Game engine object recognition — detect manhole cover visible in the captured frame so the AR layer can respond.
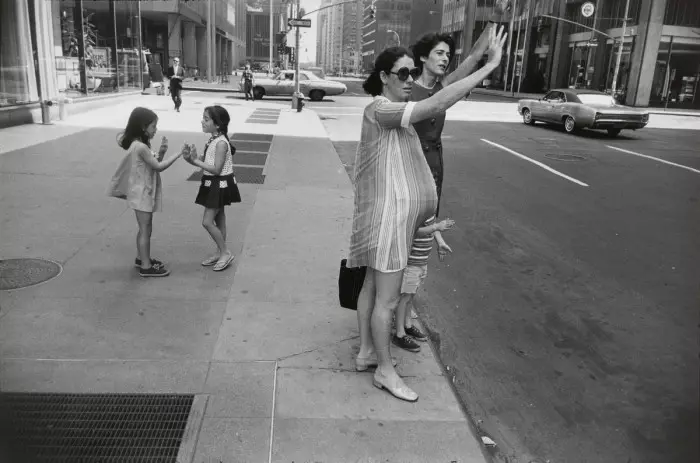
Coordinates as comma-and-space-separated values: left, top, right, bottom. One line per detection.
0, 258, 62, 290
544, 153, 587, 162
0, 392, 194, 462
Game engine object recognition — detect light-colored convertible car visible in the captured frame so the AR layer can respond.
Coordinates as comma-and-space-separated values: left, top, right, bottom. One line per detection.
517, 89, 649, 137
240, 69, 347, 101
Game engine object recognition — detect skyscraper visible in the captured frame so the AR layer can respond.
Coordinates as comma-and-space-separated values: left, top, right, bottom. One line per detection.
316, 0, 362, 75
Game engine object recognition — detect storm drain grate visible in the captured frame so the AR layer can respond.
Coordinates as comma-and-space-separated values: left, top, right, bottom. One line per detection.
0, 392, 194, 462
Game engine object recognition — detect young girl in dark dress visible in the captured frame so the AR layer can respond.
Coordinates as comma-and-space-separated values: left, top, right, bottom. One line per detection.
184, 105, 241, 272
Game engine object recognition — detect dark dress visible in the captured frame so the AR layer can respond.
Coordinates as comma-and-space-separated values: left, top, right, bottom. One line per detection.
411, 80, 446, 216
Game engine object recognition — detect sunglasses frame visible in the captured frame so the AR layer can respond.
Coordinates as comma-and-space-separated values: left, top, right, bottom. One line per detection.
389, 67, 421, 82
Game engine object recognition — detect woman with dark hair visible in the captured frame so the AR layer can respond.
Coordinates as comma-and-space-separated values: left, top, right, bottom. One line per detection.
410, 0, 512, 216
349, 26, 507, 402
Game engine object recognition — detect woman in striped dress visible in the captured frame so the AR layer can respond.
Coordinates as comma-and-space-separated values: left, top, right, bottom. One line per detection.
349, 28, 507, 402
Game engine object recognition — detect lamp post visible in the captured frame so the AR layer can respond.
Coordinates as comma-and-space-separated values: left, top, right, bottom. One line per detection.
387, 29, 400, 46
611, 0, 631, 99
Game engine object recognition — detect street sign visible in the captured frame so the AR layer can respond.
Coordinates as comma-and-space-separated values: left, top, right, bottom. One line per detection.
288, 18, 311, 28
581, 2, 595, 18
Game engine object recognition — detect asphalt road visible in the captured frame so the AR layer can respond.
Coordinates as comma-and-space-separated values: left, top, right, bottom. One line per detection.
188, 89, 699, 462
330, 116, 699, 463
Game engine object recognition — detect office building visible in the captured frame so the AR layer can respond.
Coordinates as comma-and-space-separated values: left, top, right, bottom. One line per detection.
316, 0, 363, 75
246, 0, 290, 69
362, 0, 413, 71
441, 0, 700, 108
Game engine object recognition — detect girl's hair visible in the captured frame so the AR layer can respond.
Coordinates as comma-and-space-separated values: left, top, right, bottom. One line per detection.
410, 33, 456, 74
362, 46, 414, 96
117, 107, 158, 150
204, 105, 236, 156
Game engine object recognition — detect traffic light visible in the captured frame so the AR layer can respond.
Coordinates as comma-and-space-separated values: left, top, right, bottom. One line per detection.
369, 7, 375, 20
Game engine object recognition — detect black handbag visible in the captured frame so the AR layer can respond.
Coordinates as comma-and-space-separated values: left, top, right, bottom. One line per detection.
338, 259, 367, 310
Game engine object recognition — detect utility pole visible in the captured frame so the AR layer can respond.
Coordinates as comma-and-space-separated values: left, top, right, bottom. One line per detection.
269, 0, 274, 73
611, 0, 630, 99
293, 0, 302, 109
510, 3, 523, 95
503, 0, 517, 92
207, 0, 212, 82
516, 0, 531, 94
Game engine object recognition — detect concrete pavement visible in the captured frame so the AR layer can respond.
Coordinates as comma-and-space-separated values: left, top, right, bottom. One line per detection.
0, 95, 488, 462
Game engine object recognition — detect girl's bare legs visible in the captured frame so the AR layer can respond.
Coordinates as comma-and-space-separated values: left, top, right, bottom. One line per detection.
135, 211, 154, 269
395, 293, 413, 338
215, 208, 227, 243
202, 208, 229, 256
356, 267, 377, 359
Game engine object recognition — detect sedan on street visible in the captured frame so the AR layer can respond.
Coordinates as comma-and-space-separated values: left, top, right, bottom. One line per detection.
240, 69, 347, 101
518, 89, 649, 137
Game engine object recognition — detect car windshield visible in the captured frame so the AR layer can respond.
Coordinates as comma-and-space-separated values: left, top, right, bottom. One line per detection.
577, 94, 616, 105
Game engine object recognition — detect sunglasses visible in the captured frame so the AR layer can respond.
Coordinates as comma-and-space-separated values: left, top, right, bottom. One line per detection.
389, 67, 421, 81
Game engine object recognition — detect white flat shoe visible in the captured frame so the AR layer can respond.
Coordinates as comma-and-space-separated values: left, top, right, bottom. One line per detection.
372, 371, 418, 402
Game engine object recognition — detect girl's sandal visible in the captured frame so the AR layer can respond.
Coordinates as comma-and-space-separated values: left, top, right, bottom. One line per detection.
213, 253, 235, 272
201, 255, 220, 266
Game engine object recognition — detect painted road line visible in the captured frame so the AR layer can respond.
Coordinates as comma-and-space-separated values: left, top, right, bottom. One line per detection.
481, 139, 589, 187
606, 145, 700, 175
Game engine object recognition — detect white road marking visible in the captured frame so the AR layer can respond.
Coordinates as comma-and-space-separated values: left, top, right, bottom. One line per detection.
481, 138, 589, 187
606, 145, 700, 174
181, 91, 195, 95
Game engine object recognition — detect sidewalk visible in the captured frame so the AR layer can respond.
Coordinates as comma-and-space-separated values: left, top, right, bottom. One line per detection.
472, 88, 700, 117
0, 95, 489, 462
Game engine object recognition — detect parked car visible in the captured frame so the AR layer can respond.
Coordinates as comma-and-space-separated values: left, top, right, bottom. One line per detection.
517, 89, 649, 137
240, 69, 347, 101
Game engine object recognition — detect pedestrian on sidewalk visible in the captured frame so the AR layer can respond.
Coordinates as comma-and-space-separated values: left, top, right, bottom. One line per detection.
184, 105, 241, 272
167, 57, 185, 112
108, 107, 185, 277
409, 0, 511, 216
393, 216, 454, 353
348, 27, 507, 403
242, 64, 255, 101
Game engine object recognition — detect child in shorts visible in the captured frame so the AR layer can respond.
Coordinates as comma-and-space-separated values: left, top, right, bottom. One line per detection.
392, 215, 455, 352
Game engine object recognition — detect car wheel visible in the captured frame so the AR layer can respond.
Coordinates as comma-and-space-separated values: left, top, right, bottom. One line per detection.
522, 108, 535, 125
607, 128, 621, 137
253, 87, 264, 100
309, 90, 325, 101
564, 116, 577, 134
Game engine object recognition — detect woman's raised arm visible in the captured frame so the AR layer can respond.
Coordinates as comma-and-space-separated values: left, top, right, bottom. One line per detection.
410, 26, 507, 124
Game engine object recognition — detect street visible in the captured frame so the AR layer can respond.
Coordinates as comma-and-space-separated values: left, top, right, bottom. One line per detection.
229, 90, 698, 463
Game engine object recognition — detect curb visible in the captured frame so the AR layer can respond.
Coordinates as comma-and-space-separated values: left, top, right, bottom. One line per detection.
182, 86, 239, 93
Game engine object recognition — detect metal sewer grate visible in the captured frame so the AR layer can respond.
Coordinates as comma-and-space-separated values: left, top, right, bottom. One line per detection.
0, 258, 62, 290
0, 392, 194, 462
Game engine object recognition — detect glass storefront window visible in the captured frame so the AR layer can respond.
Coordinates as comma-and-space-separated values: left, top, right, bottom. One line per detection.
0, 0, 39, 107
50, 0, 142, 98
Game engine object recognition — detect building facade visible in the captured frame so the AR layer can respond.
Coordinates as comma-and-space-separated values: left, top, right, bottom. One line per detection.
0, 0, 245, 125
410, 0, 443, 45
316, 0, 363, 75
442, 0, 700, 108
362, 0, 413, 71
245, 0, 289, 69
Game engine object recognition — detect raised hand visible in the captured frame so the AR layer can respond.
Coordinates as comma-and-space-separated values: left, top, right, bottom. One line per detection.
158, 136, 168, 161
486, 25, 508, 66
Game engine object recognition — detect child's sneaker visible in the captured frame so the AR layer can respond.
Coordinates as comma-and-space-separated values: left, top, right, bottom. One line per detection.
392, 335, 421, 353
134, 258, 163, 268
405, 325, 428, 342
139, 263, 170, 278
